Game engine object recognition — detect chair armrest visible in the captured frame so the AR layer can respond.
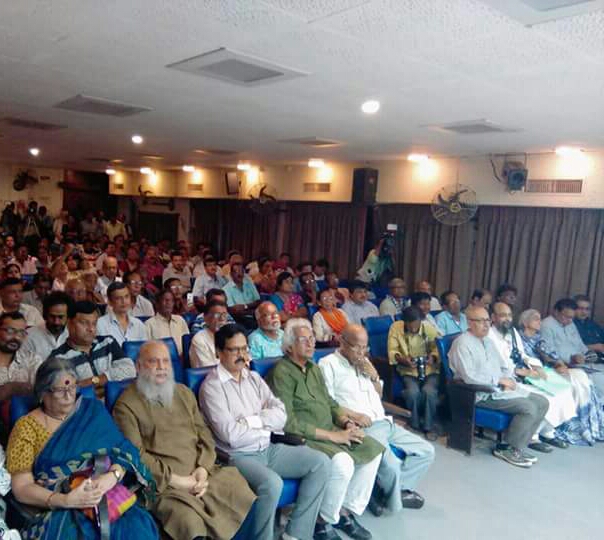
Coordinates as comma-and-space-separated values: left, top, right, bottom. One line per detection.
382, 401, 411, 419
271, 432, 306, 446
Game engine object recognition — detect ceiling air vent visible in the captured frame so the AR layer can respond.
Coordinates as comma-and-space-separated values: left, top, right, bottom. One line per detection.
430, 119, 520, 135
526, 179, 583, 193
480, 0, 604, 25
167, 47, 308, 86
2, 117, 67, 131
304, 183, 331, 193
55, 94, 153, 117
280, 137, 342, 148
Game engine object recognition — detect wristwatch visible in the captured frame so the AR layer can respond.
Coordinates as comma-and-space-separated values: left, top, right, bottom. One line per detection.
111, 468, 121, 481
91, 375, 100, 386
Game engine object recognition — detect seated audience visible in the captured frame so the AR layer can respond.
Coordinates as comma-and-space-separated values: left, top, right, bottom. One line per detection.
124, 270, 154, 317
0, 313, 43, 405
190, 300, 229, 367
379, 277, 409, 318
274, 251, 294, 275
2, 263, 21, 281
414, 281, 441, 311
22, 292, 70, 361
313, 258, 329, 283
104, 215, 127, 240
191, 242, 210, 276
201, 324, 330, 540
342, 280, 379, 325
140, 245, 164, 286
313, 289, 349, 344
165, 277, 190, 316
191, 255, 227, 300
191, 288, 235, 333
119, 245, 140, 275
223, 262, 261, 322
22, 272, 52, 314
269, 271, 307, 322
248, 301, 284, 360
321, 324, 434, 515
253, 257, 277, 294
6, 357, 159, 539
50, 301, 136, 390
65, 252, 81, 281
541, 298, 604, 396
388, 307, 440, 438
299, 271, 319, 306
50, 260, 69, 292
162, 250, 192, 292
65, 277, 87, 303
113, 341, 256, 540
81, 268, 105, 304
467, 288, 493, 311
145, 289, 190, 356
449, 306, 549, 468
35, 244, 51, 272
325, 271, 349, 304
0, 278, 43, 328
573, 294, 604, 358
220, 250, 244, 279
268, 318, 384, 540
410, 292, 442, 336
496, 283, 519, 321
294, 261, 314, 293
95, 256, 121, 302
96, 282, 148, 346
489, 302, 572, 450
519, 308, 604, 445
95, 240, 117, 272
12, 244, 38, 275
435, 290, 468, 336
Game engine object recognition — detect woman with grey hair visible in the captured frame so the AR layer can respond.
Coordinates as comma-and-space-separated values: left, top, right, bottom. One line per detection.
519, 309, 604, 444
6, 357, 159, 539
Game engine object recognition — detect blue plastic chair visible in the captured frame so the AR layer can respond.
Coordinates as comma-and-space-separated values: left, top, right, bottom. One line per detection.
250, 356, 282, 378
123, 337, 184, 383
105, 379, 136, 414
185, 367, 216, 397
136, 316, 151, 323
182, 333, 194, 369
182, 312, 197, 328
362, 315, 393, 359
307, 304, 319, 320
313, 348, 336, 363
10, 386, 95, 428
436, 334, 512, 453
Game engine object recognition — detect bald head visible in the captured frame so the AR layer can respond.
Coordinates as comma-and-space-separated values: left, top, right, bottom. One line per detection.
341, 324, 366, 344
255, 301, 281, 332
340, 324, 369, 366
103, 256, 118, 280
137, 341, 172, 384
388, 278, 407, 299
65, 278, 86, 302
466, 305, 491, 338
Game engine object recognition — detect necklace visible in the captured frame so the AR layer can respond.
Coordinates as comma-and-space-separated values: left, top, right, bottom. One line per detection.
43, 409, 68, 422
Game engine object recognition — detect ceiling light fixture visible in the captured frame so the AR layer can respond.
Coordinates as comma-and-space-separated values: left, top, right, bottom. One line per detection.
407, 153, 429, 163
29, 147, 40, 156
140, 167, 152, 175
555, 146, 582, 157
105, 168, 116, 175
131, 134, 144, 144
237, 162, 251, 171
308, 158, 325, 168
182, 165, 195, 172
361, 100, 380, 114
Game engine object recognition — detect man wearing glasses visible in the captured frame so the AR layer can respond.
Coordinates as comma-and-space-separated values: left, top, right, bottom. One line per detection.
320, 323, 434, 517
449, 306, 549, 468
189, 300, 229, 367
124, 270, 154, 317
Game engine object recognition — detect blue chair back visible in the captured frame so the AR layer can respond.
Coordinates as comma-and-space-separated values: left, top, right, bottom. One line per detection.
182, 333, 194, 369
105, 379, 136, 414
22, 274, 35, 285
10, 386, 95, 428
362, 315, 393, 359
313, 347, 336, 363
259, 293, 272, 303
136, 316, 151, 323
182, 312, 197, 328
251, 356, 282, 378
371, 286, 389, 301
123, 337, 184, 383
430, 310, 442, 317
435, 333, 461, 379
307, 304, 319, 320
185, 367, 216, 396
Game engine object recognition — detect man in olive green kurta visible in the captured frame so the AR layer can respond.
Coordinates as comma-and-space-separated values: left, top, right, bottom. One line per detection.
113, 341, 255, 540
267, 318, 383, 539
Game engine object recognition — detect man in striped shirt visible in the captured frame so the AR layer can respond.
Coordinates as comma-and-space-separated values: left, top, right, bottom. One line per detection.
49, 300, 135, 392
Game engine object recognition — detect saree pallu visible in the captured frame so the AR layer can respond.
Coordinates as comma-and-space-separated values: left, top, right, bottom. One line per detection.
24, 397, 158, 540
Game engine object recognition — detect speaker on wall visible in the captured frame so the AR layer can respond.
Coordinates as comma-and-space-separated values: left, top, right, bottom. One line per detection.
225, 171, 239, 195
352, 167, 378, 205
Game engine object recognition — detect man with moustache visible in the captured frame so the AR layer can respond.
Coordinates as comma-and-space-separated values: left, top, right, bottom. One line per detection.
113, 341, 255, 540
248, 301, 284, 360
200, 324, 330, 540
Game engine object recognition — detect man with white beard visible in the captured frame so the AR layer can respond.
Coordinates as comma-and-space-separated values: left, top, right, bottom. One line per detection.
488, 302, 573, 452
248, 301, 284, 359
113, 341, 255, 540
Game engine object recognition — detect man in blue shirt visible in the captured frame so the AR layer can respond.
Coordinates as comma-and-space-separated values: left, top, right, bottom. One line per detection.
248, 302, 284, 360
435, 290, 468, 336
223, 263, 261, 329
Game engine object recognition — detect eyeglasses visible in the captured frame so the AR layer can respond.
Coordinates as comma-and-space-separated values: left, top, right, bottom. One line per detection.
468, 318, 491, 325
301, 279, 315, 284
341, 337, 370, 353
169, 285, 182, 291
295, 336, 316, 345
208, 312, 228, 320
128, 280, 144, 286
0, 327, 27, 338
49, 386, 77, 397
224, 346, 249, 355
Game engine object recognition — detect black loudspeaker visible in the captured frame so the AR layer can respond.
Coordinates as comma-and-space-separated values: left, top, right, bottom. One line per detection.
352, 168, 378, 205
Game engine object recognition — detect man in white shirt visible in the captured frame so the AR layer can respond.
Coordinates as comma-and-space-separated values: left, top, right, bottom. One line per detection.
22, 291, 70, 361
162, 251, 192, 293
96, 282, 148, 346
95, 256, 122, 303
320, 324, 434, 516
12, 244, 38, 275
342, 281, 379, 325
95, 241, 117, 272
22, 273, 52, 315
145, 288, 189, 356
414, 281, 442, 312
124, 271, 154, 317
0, 278, 44, 328
190, 300, 229, 367
191, 256, 226, 301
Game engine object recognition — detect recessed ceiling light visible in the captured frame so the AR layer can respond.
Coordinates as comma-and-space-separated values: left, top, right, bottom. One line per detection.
361, 100, 380, 114
105, 168, 116, 175
308, 158, 325, 168
555, 146, 582, 157
407, 153, 429, 163
182, 165, 195, 172
111, 159, 123, 164
237, 162, 251, 171
140, 167, 152, 174
131, 134, 144, 144
29, 147, 40, 156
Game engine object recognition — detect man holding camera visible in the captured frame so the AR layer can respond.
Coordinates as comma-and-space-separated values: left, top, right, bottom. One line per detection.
388, 306, 440, 440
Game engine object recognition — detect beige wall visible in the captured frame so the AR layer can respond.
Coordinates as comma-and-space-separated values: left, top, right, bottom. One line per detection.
0, 163, 64, 215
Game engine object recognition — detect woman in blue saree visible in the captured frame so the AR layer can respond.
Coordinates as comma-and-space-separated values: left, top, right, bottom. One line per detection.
6, 357, 159, 540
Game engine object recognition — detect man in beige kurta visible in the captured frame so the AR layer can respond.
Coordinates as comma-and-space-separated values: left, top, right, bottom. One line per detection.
113, 341, 255, 540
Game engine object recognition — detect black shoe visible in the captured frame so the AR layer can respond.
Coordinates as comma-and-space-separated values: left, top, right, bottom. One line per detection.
367, 494, 385, 517
539, 435, 568, 449
401, 489, 425, 509
528, 441, 554, 453
314, 522, 342, 540
335, 514, 372, 540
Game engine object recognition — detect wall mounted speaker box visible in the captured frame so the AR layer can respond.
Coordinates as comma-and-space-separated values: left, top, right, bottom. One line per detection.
225, 171, 239, 195
352, 167, 378, 205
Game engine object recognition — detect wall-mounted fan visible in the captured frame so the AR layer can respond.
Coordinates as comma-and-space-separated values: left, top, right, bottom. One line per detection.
431, 184, 478, 226
13, 169, 38, 191
247, 183, 278, 214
